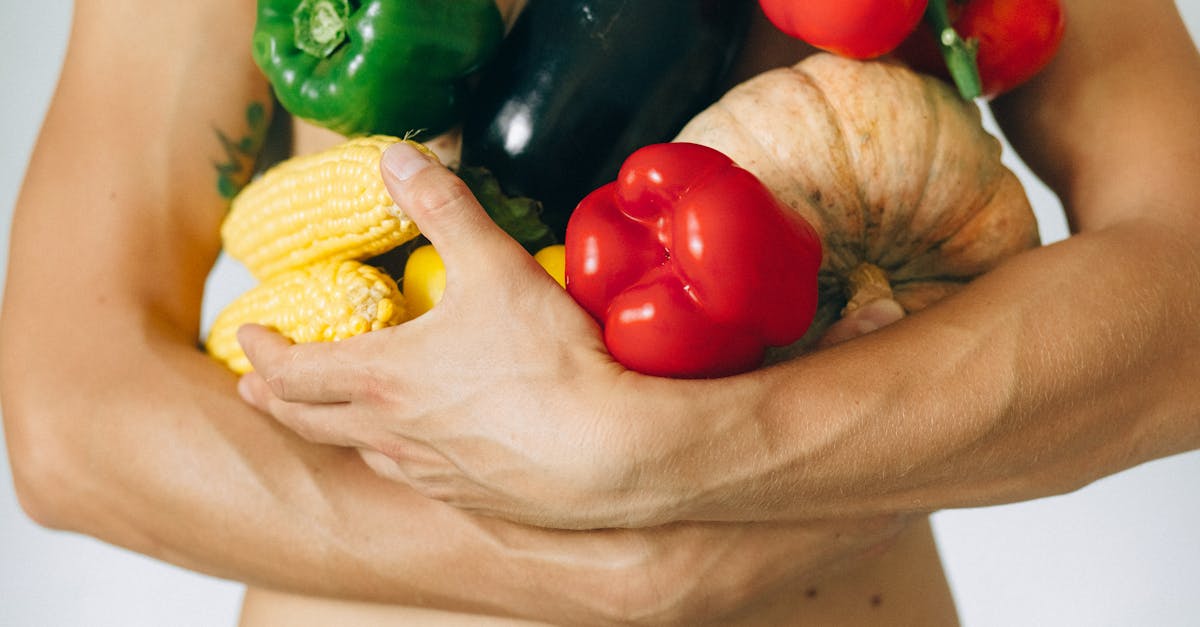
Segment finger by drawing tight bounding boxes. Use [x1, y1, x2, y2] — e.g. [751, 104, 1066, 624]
[380, 141, 528, 280]
[237, 371, 362, 448]
[358, 448, 410, 483]
[236, 323, 363, 403]
[815, 298, 906, 349]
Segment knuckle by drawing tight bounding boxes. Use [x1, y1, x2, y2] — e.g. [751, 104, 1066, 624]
[407, 171, 475, 219]
[264, 372, 290, 400]
[353, 362, 392, 405]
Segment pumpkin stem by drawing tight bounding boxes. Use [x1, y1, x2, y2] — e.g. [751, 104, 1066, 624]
[843, 262, 894, 314]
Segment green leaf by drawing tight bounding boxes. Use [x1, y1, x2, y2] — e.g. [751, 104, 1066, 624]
[457, 166, 558, 253]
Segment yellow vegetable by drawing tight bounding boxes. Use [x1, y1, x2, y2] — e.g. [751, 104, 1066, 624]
[533, 244, 566, 288]
[401, 245, 447, 319]
[402, 244, 566, 319]
[221, 135, 434, 280]
[206, 259, 407, 374]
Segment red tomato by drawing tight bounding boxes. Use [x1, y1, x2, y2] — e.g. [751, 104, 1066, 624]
[959, 0, 1065, 97]
[758, 0, 929, 59]
[896, 0, 1065, 98]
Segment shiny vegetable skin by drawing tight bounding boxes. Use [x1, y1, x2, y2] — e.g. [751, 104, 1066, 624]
[954, 0, 1065, 97]
[252, 0, 504, 138]
[403, 244, 566, 319]
[758, 0, 928, 59]
[564, 143, 822, 379]
[460, 0, 755, 238]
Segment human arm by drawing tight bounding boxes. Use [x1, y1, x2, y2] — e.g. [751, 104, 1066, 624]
[0, 0, 507, 605]
[237, 0, 1200, 529]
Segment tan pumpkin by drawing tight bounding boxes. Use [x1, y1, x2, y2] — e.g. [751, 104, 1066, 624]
[674, 53, 1040, 353]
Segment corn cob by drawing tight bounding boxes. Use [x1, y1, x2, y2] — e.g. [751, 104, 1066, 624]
[222, 135, 435, 279]
[206, 259, 407, 374]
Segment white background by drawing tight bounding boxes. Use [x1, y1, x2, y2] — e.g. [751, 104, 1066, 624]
[2, 2, 1199, 626]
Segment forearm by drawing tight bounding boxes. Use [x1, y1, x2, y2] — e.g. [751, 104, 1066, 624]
[6, 330, 874, 625]
[3, 295, 472, 603]
[5, 301, 699, 622]
[633, 216, 1196, 523]
[666, 0, 1200, 522]
[770, 219, 1199, 515]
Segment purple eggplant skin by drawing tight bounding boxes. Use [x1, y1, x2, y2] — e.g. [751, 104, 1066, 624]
[461, 0, 755, 238]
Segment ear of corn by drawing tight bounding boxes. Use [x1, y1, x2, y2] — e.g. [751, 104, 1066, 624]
[221, 135, 435, 280]
[206, 259, 407, 374]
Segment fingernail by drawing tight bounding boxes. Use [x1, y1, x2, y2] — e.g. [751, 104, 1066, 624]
[382, 142, 432, 181]
[860, 298, 906, 326]
[236, 375, 254, 402]
[855, 319, 881, 334]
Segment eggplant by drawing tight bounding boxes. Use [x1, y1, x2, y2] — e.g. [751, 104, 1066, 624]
[461, 0, 755, 237]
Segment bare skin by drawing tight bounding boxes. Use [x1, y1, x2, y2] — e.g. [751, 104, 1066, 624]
[237, 0, 1200, 531]
[2, 2, 957, 625]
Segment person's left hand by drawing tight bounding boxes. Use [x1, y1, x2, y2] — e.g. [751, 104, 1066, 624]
[237, 142, 905, 529]
[237, 142, 693, 528]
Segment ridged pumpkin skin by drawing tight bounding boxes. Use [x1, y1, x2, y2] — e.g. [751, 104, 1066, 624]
[674, 53, 1040, 353]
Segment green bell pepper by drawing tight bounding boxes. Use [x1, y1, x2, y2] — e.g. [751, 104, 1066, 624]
[252, 0, 505, 138]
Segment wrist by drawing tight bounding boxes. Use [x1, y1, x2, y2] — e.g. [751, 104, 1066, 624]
[612, 372, 783, 524]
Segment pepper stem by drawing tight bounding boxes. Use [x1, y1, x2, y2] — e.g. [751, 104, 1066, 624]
[842, 262, 894, 315]
[294, 0, 350, 58]
[924, 0, 982, 100]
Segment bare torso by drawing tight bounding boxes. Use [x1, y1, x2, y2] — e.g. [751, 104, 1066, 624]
[240, 517, 958, 626]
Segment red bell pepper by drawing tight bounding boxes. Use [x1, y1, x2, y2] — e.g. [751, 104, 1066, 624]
[757, 0, 929, 59]
[564, 143, 822, 379]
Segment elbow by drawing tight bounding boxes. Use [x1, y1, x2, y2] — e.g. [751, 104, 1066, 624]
[2, 386, 85, 531]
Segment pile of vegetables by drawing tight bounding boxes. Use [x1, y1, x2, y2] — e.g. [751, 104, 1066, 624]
[674, 53, 1040, 357]
[209, 0, 1061, 378]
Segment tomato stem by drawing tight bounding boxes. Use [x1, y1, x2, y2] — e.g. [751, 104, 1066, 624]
[925, 0, 982, 99]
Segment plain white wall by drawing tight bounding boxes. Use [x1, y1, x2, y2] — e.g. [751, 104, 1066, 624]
[2, 2, 1198, 626]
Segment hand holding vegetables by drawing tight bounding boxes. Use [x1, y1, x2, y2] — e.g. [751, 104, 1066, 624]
[237, 142, 648, 526]
[206, 135, 557, 372]
[236, 54, 1041, 529]
[207, 135, 431, 373]
[10, 0, 1200, 622]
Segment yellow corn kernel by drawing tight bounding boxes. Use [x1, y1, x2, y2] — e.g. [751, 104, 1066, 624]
[222, 135, 436, 279]
[206, 259, 407, 374]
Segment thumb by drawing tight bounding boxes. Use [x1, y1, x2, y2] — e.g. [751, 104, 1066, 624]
[381, 141, 524, 277]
